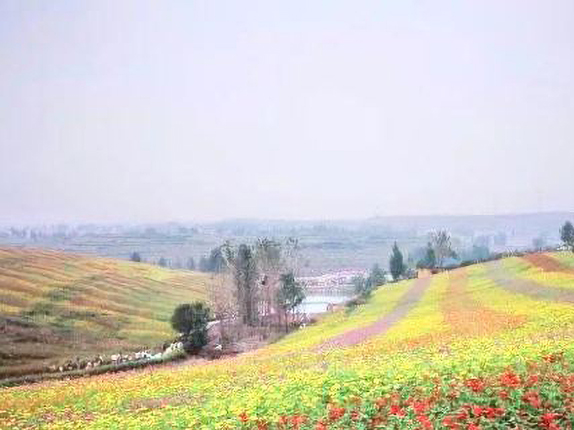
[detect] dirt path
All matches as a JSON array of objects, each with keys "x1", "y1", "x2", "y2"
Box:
[
  {"x1": 486, "y1": 260, "x2": 574, "y2": 303},
  {"x1": 317, "y1": 276, "x2": 432, "y2": 350},
  {"x1": 522, "y1": 253, "x2": 574, "y2": 275}
]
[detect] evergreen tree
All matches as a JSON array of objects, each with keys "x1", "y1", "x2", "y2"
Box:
[
  {"x1": 170, "y1": 302, "x2": 211, "y2": 354},
  {"x1": 389, "y1": 242, "x2": 406, "y2": 281},
  {"x1": 561, "y1": 221, "x2": 574, "y2": 252},
  {"x1": 205, "y1": 246, "x2": 226, "y2": 272},
  {"x1": 417, "y1": 243, "x2": 436, "y2": 269},
  {"x1": 232, "y1": 244, "x2": 259, "y2": 326},
  {"x1": 368, "y1": 263, "x2": 386, "y2": 287},
  {"x1": 130, "y1": 251, "x2": 142, "y2": 263},
  {"x1": 277, "y1": 272, "x2": 305, "y2": 314}
]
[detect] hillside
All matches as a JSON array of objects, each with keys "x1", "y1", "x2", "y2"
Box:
[
  {"x1": 2, "y1": 252, "x2": 574, "y2": 429},
  {"x1": 0, "y1": 247, "x2": 210, "y2": 379}
]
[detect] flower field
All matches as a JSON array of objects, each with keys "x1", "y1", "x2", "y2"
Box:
[
  {"x1": 2, "y1": 252, "x2": 574, "y2": 430},
  {"x1": 0, "y1": 247, "x2": 210, "y2": 378}
]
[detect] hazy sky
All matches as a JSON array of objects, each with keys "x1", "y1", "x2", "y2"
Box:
[{"x1": 1, "y1": 1, "x2": 573, "y2": 223}]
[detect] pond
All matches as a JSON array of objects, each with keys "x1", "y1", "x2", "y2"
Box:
[{"x1": 298, "y1": 294, "x2": 352, "y2": 314}]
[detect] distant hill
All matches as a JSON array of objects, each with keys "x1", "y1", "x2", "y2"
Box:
[
  {"x1": 0, "y1": 247, "x2": 211, "y2": 378},
  {"x1": 1, "y1": 211, "x2": 571, "y2": 275}
]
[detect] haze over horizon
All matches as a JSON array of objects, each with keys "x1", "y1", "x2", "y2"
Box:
[{"x1": 1, "y1": 1, "x2": 573, "y2": 224}]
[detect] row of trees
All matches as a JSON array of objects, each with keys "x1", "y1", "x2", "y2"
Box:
[
  {"x1": 207, "y1": 238, "x2": 305, "y2": 330},
  {"x1": 129, "y1": 252, "x2": 198, "y2": 270},
  {"x1": 415, "y1": 230, "x2": 457, "y2": 270},
  {"x1": 169, "y1": 238, "x2": 305, "y2": 354},
  {"x1": 387, "y1": 231, "x2": 457, "y2": 283},
  {"x1": 352, "y1": 263, "x2": 387, "y2": 298},
  {"x1": 353, "y1": 232, "x2": 457, "y2": 298}
]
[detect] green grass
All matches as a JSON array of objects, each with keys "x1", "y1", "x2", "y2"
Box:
[{"x1": 0, "y1": 247, "x2": 211, "y2": 378}]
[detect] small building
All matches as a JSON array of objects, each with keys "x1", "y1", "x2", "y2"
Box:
[{"x1": 416, "y1": 268, "x2": 443, "y2": 278}]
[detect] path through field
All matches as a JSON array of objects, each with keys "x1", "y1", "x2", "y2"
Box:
[
  {"x1": 318, "y1": 276, "x2": 432, "y2": 349},
  {"x1": 442, "y1": 269, "x2": 526, "y2": 336},
  {"x1": 486, "y1": 260, "x2": 574, "y2": 303},
  {"x1": 522, "y1": 253, "x2": 574, "y2": 274}
]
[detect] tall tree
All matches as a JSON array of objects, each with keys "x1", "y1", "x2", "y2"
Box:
[
  {"x1": 228, "y1": 244, "x2": 259, "y2": 326},
  {"x1": 255, "y1": 238, "x2": 283, "y2": 322},
  {"x1": 206, "y1": 270, "x2": 237, "y2": 344},
  {"x1": 277, "y1": 272, "x2": 305, "y2": 329},
  {"x1": 130, "y1": 251, "x2": 142, "y2": 263},
  {"x1": 429, "y1": 230, "x2": 457, "y2": 267},
  {"x1": 389, "y1": 242, "x2": 406, "y2": 281},
  {"x1": 417, "y1": 243, "x2": 437, "y2": 269},
  {"x1": 283, "y1": 237, "x2": 301, "y2": 276},
  {"x1": 561, "y1": 221, "x2": 574, "y2": 252},
  {"x1": 207, "y1": 246, "x2": 226, "y2": 273}
]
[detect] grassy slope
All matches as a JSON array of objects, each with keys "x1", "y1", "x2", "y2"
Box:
[
  {"x1": 2, "y1": 252, "x2": 574, "y2": 430},
  {"x1": 0, "y1": 247, "x2": 210, "y2": 378}
]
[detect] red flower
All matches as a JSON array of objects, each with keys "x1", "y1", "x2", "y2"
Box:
[
  {"x1": 256, "y1": 420, "x2": 269, "y2": 430},
  {"x1": 465, "y1": 378, "x2": 486, "y2": 393},
  {"x1": 526, "y1": 375, "x2": 540, "y2": 387},
  {"x1": 291, "y1": 415, "x2": 307, "y2": 429},
  {"x1": 500, "y1": 370, "x2": 521, "y2": 388},
  {"x1": 456, "y1": 409, "x2": 469, "y2": 421},
  {"x1": 328, "y1": 406, "x2": 345, "y2": 421},
  {"x1": 412, "y1": 400, "x2": 428, "y2": 415},
  {"x1": 350, "y1": 410, "x2": 360, "y2": 421},
  {"x1": 239, "y1": 412, "x2": 249, "y2": 423},
  {"x1": 522, "y1": 391, "x2": 542, "y2": 408},
  {"x1": 499, "y1": 390, "x2": 509, "y2": 400},
  {"x1": 467, "y1": 423, "x2": 481, "y2": 430},
  {"x1": 541, "y1": 412, "x2": 561, "y2": 428},
  {"x1": 417, "y1": 414, "x2": 433, "y2": 430},
  {"x1": 442, "y1": 416, "x2": 459, "y2": 430},
  {"x1": 471, "y1": 406, "x2": 482, "y2": 417},
  {"x1": 390, "y1": 404, "x2": 406, "y2": 417},
  {"x1": 315, "y1": 421, "x2": 328, "y2": 430},
  {"x1": 484, "y1": 407, "x2": 504, "y2": 419},
  {"x1": 543, "y1": 352, "x2": 563, "y2": 363}
]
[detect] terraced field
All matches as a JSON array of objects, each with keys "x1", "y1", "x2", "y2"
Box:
[
  {"x1": 2, "y1": 252, "x2": 574, "y2": 430},
  {"x1": 0, "y1": 247, "x2": 210, "y2": 379}
]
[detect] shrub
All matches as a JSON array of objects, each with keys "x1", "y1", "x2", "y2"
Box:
[{"x1": 170, "y1": 302, "x2": 211, "y2": 355}]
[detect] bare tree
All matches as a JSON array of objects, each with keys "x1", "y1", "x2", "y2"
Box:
[
  {"x1": 224, "y1": 243, "x2": 259, "y2": 326},
  {"x1": 256, "y1": 238, "x2": 283, "y2": 325},
  {"x1": 283, "y1": 237, "x2": 301, "y2": 276},
  {"x1": 429, "y1": 230, "x2": 457, "y2": 268},
  {"x1": 206, "y1": 272, "x2": 237, "y2": 345}
]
